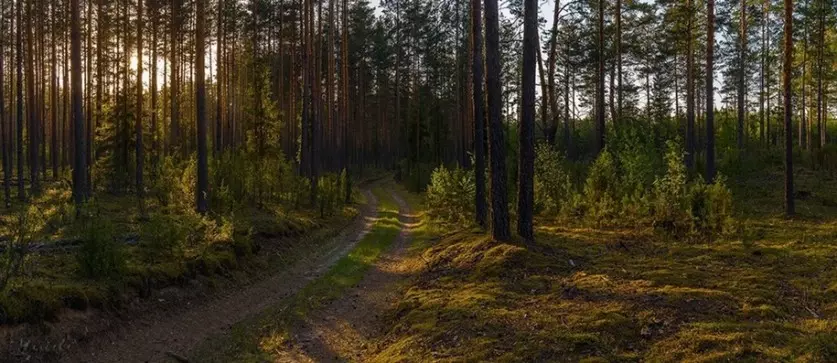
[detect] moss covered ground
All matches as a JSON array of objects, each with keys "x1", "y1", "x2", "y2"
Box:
[{"x1": 369, "y1": 167, "x2": 837, "y2": 362}]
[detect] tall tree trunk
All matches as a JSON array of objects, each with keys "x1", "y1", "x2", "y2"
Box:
[
  {"x1": 738, "y1": 0, "x2": 747, "y2": 150},
  {"x1": 484, "y1": 0, "x2": 509, "y2": 241},
  {"x1": 545, "y1": 0, "x2": 560, "y2": 145},
  {"x1": 0, "y1": 0, "x2": 9, "y2": 207},
  {"x1": 783, "y1": 0, "x2": 794, "y2": 216},
  {"x1": 801, "y1": 11, "x2": 807, "y2": 149},
  {"x1": 15, "y1": 0, "x2": 23, "y2": 200},
  {"x1": 817, "y1": 0, "x2": 824, "y2": 148},
  {"x1": 517, "y1": 0, "x2": 535, "y2": 240},
  {"x1": 136, "y1": 0, "x2": 145, "y2": 213},
  {"x1": 215, "y1": 0, "x2": 223, "y2": 155},
  {"x1": 26, "y1": 0, "x2": 39, "y2": 194},
  {"x1": 471, "y1": 0, "x2": 486, "y2": 227},
  {"x1": 615, "y1": 0, "x2": 622, "y2": 123},
  {"x1": 71, "y1": 0, "x2": 86, "y2": 205},
  {"x1": 151, "y1": 0, "x2": 158, "y2": 175},
  {"x1": 170, "y1": 0, "x2": 180, "y2": 153},
  {"x1": 51, "y1": 0, "x2": 58, "y2": 179},
  {"x1": 195, "y1": 0, "x2": 208, "y2": 213},
  {"x1": 686, "y1": 0, "x2": 695, "y2": 171},
  {"x1": 706, "y1": 0, "x2": 716, "y2": 182},
  {"x1": 596, "y1": 0, "x2": 605, "y2": 154},
  {"x1": 760, "y1": 0, "x2": 766, "y2": 143}
]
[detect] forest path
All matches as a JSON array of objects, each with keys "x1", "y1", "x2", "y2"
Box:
[
  {"x1": 62, "y1": 185, "x2": 381, "y2": 363},
  {"x1": 272, "y1": 189, "x2": 421, "y2": 362}
]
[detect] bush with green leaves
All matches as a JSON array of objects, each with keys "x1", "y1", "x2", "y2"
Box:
[
  {"x1": 651, "y1": 141, "x2": 692, "y2": 233},
  {"x1": 651, "y1": 141, "x2": 735, "y2": 237},
  {"x1": 77, "y1": 217, "x2": 125, "y2": 280},
  {"x1": 426, "y1": 165, "x2": 475, "y2": 224},
  {"x1": 0, "y1": 206, "x2": 44, "y2": 292},
  {"x1": 317, "y1": 173, "x2": 342, "y2": 217},
  {"x1": 139, "y1": 212, "x2": 187, "y2": 261},
  {"x1": 533, "y1": 143, "x2": 572, "y2": 215},
  {"x1": 582, "y1": 149, "x2": 621, "y2": 224}
]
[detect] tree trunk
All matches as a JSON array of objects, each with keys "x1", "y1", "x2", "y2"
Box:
[
  {"x1": 738, "y1": 0, "x2": 747, "y2": 150},
  {"x1": 15, "y1": 0, "x2": 23, "y2": 200},
  {"x1": 0, "y1": 0, "x2": 9, "y2": 207},
  {"x1": 686, "y1": 0, "x2": 695, "y2": 171},
  {"x1": 71, "y1": 0, "x2": 86, "y2": 205},
  {"x1": 471, "y1": 0, "x2": 486, "y2": 227},
  {"x1": 783, "y1": 0, "x2": 794, "y2": 216},
  {"x1": 136, "y1": 0, "x2": 145, "y2": 213},
  {"x1": 484, "y1": 0, "x2": 509, "y2": 241},
  {"x1": 151, "y1": 0, "x2": 159, "y2": 175},
  {"x1": 170, "y1": 0, "x2": 180, "y2": 154},
  {"x1": 26, "y1": 0, "x2": 39, "y2": 194},
  {"x1": 615, "y1": 0, "x2": 622, "y2": 122},
  {"x1": 596, "y1": 0, "x2": 605, "y2": 154},
  {"x1": 706, "y1": 0, "x2": 716, "y2": 182},
  {"x1": 517, "y1": 0, "x2": 535, "y2": 240},
  {"x1": 195, "y1": 0, "x2": 208, "y2": 213}
]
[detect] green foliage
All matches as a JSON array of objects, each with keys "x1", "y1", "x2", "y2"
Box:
[
  {"x1": 155, "y1": 155, "x2": 198, "y2": 212},
  {"x1": 139, "y1": 212, "x2": 187, "y2": 261},
  {"x1": 317, "y1": 173, "x2": 343, "y2": 217},
  {"x1": 0, "y1": 206, "x2": 44, "y2": 293},
  {"x1": 76, "y1": 216, "x2": 125, "y2": 280},
  {"x1": 651, "y1": 142, "x2": 735, "y2": 237},
  {"x1": 582, "y1": 150, "x2": 621, "y2": 224},
  {"x1": 533, "y1": 143, "x2": 572, "y2": 215},
  {"x1": 426, "y1": 165, "x2": 475, "y2": 225}
]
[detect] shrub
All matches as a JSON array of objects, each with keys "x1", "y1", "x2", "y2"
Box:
[
  {"x1": 426, "y1": 165, "x2": 475, "y2": 224},
  {"x1": 77, "y1": 217, "x2": 125, "y2": 279},
  {"x1": 533, "y1": 143, "x2": 572, "y2": 216},
  {"x1": 0, "y1": 206, "x2": 44, "y2": 292},
  {"x1": 651, "y1": 141, "x2": 735, "y2": 238},
  {"x1": 651, "y1": 141, "x2": 691, "y2": 233},
  {"x1": 690, "y1": 176, "x2": 735, "y2": 237},
  {"x1": 139, "y1": 212, "x2": 187, "y2": 261},
  {"x1": 583, "y1": 150, "x2": 621, "y2": 224},
  {"x1": 317, "y1": 173, "x2": 342, "y2": 217}
]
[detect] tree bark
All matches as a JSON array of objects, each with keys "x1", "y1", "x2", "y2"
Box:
[
  {"x1": 195, "y1": 0, "x2": 208, "y2": 213},
  {"x1": 738, "y1": 0, "x2": 747, "y2": 150},
  {"x1": 783, "y1": 0, "x2": 794, "y2": 216},
  {"x1": 136, "y1": 0, "x2": 145, "y2": 213},
  {"x1": 706, "y1": 0, "x2": 716, "y2": 182},
  {"x1": 71, "y1": 0, "x2": 86, "y2": 205},
  {"x1": 517, "y1": 0, "x2": 535, "y2": 240},
  {"x1": 484, "y1": 0, "x2": 509, "y2": 241},
  {"x1": 596, "y1": 0, "x2": 605, "y2": 154},
  {"x1": 686, "y1": 0, "x2": 695, "y2": 171}
]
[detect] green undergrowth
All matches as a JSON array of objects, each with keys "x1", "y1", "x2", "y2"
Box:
[
  {"x1": 191, "y1": 185, "x2": 406, "y2": 362},
  {"x1": 0, "y1": 188, "x2": 357, "y2": 325},
  {"x1": 371, "y1": 169, "x2": 837, "y2": 362}
]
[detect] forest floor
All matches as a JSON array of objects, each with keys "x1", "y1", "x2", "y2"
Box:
[
  {"x1": 190, "y1": 166, "x2": 837, "y2": 362},
  {"x1": 7, "y1": 167, "x2": 837, "y2": 362}
]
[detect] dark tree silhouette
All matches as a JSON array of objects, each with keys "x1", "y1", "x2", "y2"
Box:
[
  {"x1": 71, "y1": 0, "x2": 86, "y2": 205},
  {"x1": 517, "y1": 0, "x2": 535, "y2": 240},
  {"x1": 196, "y1": 0, "x2": 208, "y2": 213},
  {"x1": 484, "y1": 0, "x2": 509, "y2": 241},
  {"x1": 706, "y1": 0, "x2": 716, "y2": 182},
  {"x1": 471, "y1": 0, "x2": 486, "y2": 228},
  {"x1": 783, "y1": 0, "x2": 794, "y2": 216}
]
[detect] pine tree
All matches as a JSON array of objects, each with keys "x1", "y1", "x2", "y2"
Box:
[{"x1": 484, "y1": 0, "x2": 509, "y2": 241}]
